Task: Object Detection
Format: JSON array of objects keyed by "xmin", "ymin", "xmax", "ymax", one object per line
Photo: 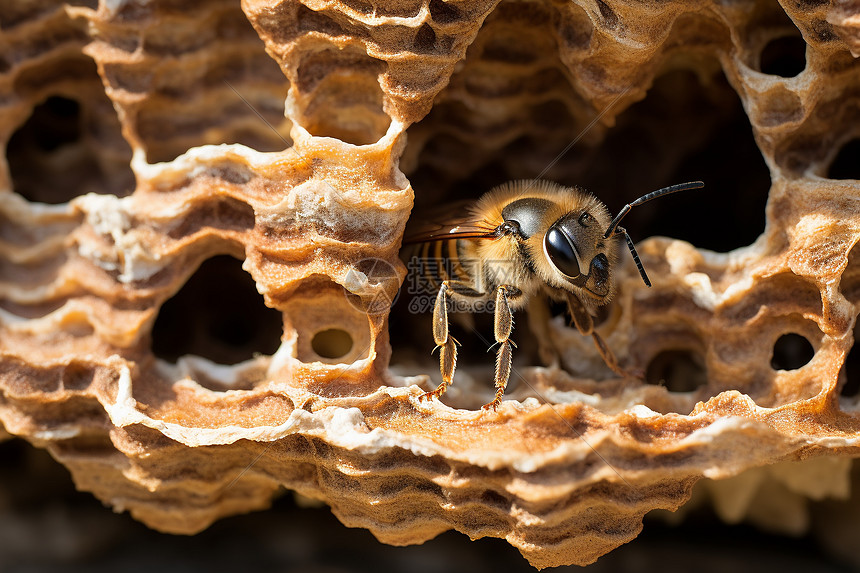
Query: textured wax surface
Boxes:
[{"xmin": 1, "ymin": 0, "xmax": 860, "ymax": 567}]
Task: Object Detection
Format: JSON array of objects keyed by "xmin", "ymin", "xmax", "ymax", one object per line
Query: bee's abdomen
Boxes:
[{"xmin": 412, "ymin": 239, "xmax": 484, "ymax": 298}]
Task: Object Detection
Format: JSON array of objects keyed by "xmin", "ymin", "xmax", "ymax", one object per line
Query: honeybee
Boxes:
[{"xmin": 403, "ymin": 180, "xmax": 703, "ymax": 410}]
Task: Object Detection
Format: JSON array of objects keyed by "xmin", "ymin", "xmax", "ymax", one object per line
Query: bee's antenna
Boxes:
[
  {"xmin": 603, "ymin": 181, "xmax": 704, "ymax": 287},
  {"xmin": 619, "ymin": 228, "xmax": 651, "ymax": 287},
  {"xmin": 604, "ymin": 181, "xmax": 704, "ymax": 239}
]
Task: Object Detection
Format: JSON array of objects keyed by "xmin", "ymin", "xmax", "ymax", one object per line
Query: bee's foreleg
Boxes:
[
  {"xmin": 566, "ymin": 292, "xmax": 641, "ymax": 379},
  {"xmin": 591, "ymin": 331, "xmax": 644, "ymax": 379},
  {"xmin": 420, "ymin": 282, "xmax": 459, "ymax": 402},
  {"xmin": 565, "ymin": 291, "xmax": 594, "ymax": 336},
  {"xmin": 590, "ymin": 330, "xmax": 627, "ymax": 378},
  {"xmin": 483, "ymin": 285, "xmax": 518, "ymax": 411}
]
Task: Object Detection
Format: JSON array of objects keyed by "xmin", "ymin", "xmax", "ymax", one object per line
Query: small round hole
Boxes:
[
  {"xmin": 759, "ymin": 35, "xmax": 807, "ymax": 78},
  {"xmin": 645, "ymin": 349, "xmax": 708, "ymax": 392},
  {"xmin": 828, "ymin": 138, "xmax": 860, "ymax": 180},
  {"xmin": 311, "ymin": 329, "xmax": 354, "ymax": 359},
  {"xmin": 771, "ymin": 333, "xmax": 814, "ymax": 371}
]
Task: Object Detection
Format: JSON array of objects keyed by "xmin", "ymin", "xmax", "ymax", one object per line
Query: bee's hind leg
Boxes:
[
  {"xmin": 483, "ymin": 285, "xmax": 520, "ymax": 411},
  {"xmin": 419, "ymin": 282, "xmax": 459, "ymax": 402}
]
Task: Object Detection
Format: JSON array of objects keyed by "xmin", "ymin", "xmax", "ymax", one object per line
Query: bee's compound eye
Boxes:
[{"xmin": 545, "ymin": 226, "xmax": 582, "ymax": 279}]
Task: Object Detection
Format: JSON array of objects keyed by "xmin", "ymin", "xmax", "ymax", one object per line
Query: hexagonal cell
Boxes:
[
  {"xmin": 293, "ymin": 49, "xmax": 391, "ymax": 145},
  {"xmin": 121, "ymin": 4, "xmax": 291, "ymax": 164}
]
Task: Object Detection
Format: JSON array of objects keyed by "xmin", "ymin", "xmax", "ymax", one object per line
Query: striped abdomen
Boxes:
[{"xmin": 410, "ymin": 239, "xmax": 487, "ymax": 299}]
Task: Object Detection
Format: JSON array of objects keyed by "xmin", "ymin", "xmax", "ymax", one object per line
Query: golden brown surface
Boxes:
[{"xmin": 1, "ymin": 0, "xmax": 859, "ymax": 568}]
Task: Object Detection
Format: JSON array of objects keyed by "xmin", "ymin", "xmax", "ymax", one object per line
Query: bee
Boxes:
[{"xmin": 403, "ymin": 180, "xmax": 704, "ymax": 410}]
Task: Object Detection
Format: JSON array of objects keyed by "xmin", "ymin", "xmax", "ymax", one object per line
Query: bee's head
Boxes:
[
  {"xmin": 490, "ymin": 179, "xmax": 703, "ymax": 298},
  {"xmin": 543, "ymin": 210, "xmax": 613, "ymax": 299},
  {"xmin": 494, "ymin": 187, "xmax": 617, "ymax": 301}
]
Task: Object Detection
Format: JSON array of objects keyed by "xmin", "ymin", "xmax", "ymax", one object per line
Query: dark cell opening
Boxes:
[
  {"xmin": 576, "ymin": 70, "xmax": 771, "ymax": 253},
  {"xmin": 414, "ymin": 23, "xmax": 437, "ymax": 53},
  {"xmin": 19, "ymin": 96, "xmax": 82, "ymax": 152},
  {"xmin": 840, "ymin": 324, "xmax": 860, "ymax": 397},
  {"xmin": 428, "ymin": 0, "xmax": 461, "ymax": 23},
  {"xmin": 151, "ymin": 255, "xmax": 283, "ymax": 364},
  {"xmin": 406, "ymin": 68, "xmax": 769, "ymax": 253},
  {"xmin": 8, "ymin": 91, "xmax": 135, "ymax": 204},
  {"xmin": 828, "ymin": 138, "xmax": 860, "ymax": 180},
  {"xmin": 760, "ymin": 35, "xmax": 807, "ymax": 78},
  {"xmin": 311, "ymin": 329, "xmax": 354, "ymax": 359},
  {"xmin": 8, "ymin": 96, "xmax": 82, "ymax": 204},
  {"xmin": 770, "ymin": 333, "xmax": 814, "ymax": 371},
  {"xmin": 645, "ymin": 349, "xmax": 708, "ymax": 392}
]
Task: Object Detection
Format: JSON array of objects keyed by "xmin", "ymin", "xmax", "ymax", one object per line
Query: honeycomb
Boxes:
[{"xmin": 2, "ymin": 0, "xmax": 860, "ymax": 567}]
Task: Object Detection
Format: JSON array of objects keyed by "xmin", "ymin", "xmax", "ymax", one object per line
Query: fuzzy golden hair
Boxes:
[{"xmin": 472, "ymin": 180, "xmax": 622, "ymax": 304}]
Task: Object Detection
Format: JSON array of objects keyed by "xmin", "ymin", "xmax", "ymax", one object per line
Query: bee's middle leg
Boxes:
[{"xmin": 483, "ymin": 285, "xmax": 520, "ymax": 411}]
